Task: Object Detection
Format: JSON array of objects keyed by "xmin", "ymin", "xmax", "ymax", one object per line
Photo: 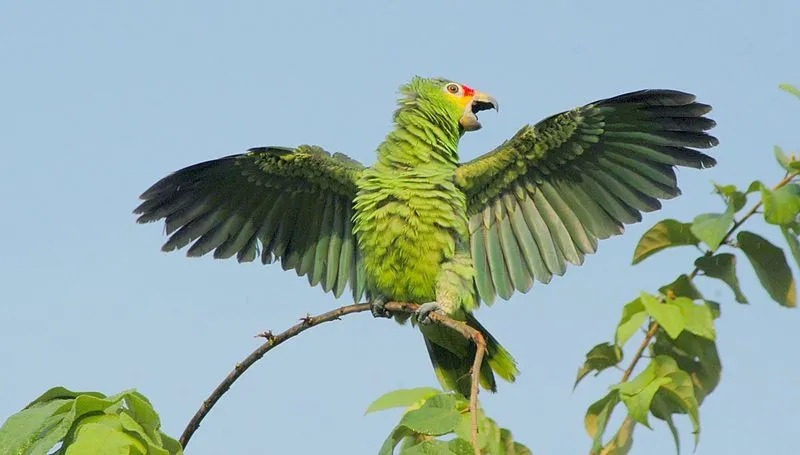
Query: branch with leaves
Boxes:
[{"xmin": 576, "ymin": 84, "xmax": 800, "ymax": 454}]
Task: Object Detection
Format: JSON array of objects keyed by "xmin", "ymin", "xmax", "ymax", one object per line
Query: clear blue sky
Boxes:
[{"xmin": 2, "ymin": 1, "xmax": 799, "ymax": 454}]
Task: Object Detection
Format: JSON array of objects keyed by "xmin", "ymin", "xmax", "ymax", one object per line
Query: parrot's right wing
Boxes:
[
  {"xmin": 135, "ymin": 145, "xmax": 367, "ymax": 301},
  {"xmin": 454, "ymin": 90, "xmax": 718, "ymax": 305}
]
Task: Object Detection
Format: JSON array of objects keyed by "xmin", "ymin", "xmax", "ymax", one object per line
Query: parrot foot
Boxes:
[
  {"xmin": 415, "ymin": 302, "xmax": 444, "ymax": 325},
  {"xmin": 369, "ymin": 297, "xmax": 392, "ymax": 318}
]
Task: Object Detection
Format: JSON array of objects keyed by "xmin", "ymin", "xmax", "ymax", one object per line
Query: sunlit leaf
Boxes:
[
  {"xmin": 0, "ymin": 387, "xmax": 181, "ymax": 455},
  {"xmin": 399, "ymin": 407, "xmax": 461, "ymax": 436},
  {"xmin": 774, "ymin": 145, "xmax": 792, "ymax": 171},
  {"xmin": 738, "ymin": 231, "xmax": 797, "ymax": 307},
  {"xmin": 621, "ymin": 377, "xmax": 670, "ymax": 427},
  {"xmin": 632, "ymin": 220, "xmax": 698, "ymax": 265},
  {"xmin": 366, "ymin": 388, "xmax": 442, "ymax": 414},
  {"xmin": 615, "ymin": 298, "xmax": 647, "ymax": 348},
  {"xmin": 671, "ymin": 297, "xmax": 716, "ymax": 340},
  {"xmin": 762, "ymin": 184, "xmax": 800, "ymax": 225},
  {"xmin": 640, "ymin": 292, "xmax": 684, "ymax": 339},
  {"xmin": 691, "ymin": 204, "xmax": 735, "ymax": 251},
  {"xmin": 779, "ymin": 83, "xmax": 800, "ymax": 100},
  {"xmin": 399, "ymin": 439, "xmax": 452, "ymax": 455},
  {"xmin": 713, "ymin": 182, "xmax": 747, "ymax": 212},
  {"xmin": 600, "ymin": 416, "xmax": 635, "ymax": 455},
  {"xmin": 585, "ymin": 390, "xmax": 620, "ymax": 452},
  {"xmin": 694, "ymin": 254, "xmax": 747, "ymax": 303},
  {"xmin": 746, "ymin": 181, "xmax": 764, "ymax": 194},
  {"xmin": 447, "ymin": 438, "xmax": 474, "ymax": 455},
  {"xmin": 64, "ymin": 420, "xmax": 148, "ymax": 455}
]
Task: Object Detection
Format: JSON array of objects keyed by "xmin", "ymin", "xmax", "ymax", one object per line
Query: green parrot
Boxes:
[{"xmin": 135, "ymin": 77, "xmax": 718, "ymax": 396}]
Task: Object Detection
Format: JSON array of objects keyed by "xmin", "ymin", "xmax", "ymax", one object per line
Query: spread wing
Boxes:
[
  {"xmin": 455, "ymin": 90, "xmax": 718, "ymax": 304},
  {"xmin": 134, "ymin": 145, "xmax": 368, "ymax": 301}
]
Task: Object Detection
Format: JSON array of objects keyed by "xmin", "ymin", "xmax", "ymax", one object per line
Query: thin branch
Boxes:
[
  {"xmin": 179, "ymin": 301, "xmax": 488, "ymax": 455},
  {"xmin": 469, "ymin": 331, "xmax": 486, "ymax": 455},
  {"xmin": 620, "ymin": 321, "xmax": 659, "ymax": 383},
  {"xmin": 179, "ymin": 302, "xmax": 370, "ymax": 447}
]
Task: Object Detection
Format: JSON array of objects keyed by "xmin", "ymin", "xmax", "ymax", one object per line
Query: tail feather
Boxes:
[{"xmin": 420, "ymin": 314, "xmax": 518, "ymax": 397}]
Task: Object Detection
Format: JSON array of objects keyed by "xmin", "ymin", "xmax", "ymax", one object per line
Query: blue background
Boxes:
[{"xmin": 1, "ymin": 1, "xmax": 798, "ymax": 453}]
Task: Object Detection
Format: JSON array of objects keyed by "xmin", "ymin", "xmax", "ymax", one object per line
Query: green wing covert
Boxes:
[
  {"xmin": 454, "ymin": 90, "xmax": 718, "ymax": 304},
  {"xmin": 134, "ymin": 145, "xmax": 367, "ymax": 301}
]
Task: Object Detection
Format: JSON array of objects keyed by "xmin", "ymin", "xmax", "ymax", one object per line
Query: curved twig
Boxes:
[{"xmin": 179, "ymin": 301, "xmax": 487, "ymax": 454}]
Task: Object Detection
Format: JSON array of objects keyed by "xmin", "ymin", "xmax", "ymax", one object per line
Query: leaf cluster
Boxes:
[
  {"xmin": 0, "ymin": 387, "xmax": 182, "ymax": 455},
  {"xmin": 366, "ymin": 388, "xmax": 531, "ymax": 455},
  {"xmin": 575, "ymin": 83, "xmax": 800, "ymax": 455}
]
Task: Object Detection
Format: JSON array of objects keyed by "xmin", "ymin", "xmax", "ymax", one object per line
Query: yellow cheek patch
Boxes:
[{"xmin": 447, "ymin": 93, "xmax": 473, "ymax": 110}]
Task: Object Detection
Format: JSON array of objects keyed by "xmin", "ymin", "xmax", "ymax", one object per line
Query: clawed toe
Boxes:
[
  {"xmin": 415, "ymin": 302, "xmax": 443, "ymax": 324},
  {"xmin": 370, "ymin": 297, "xmax": 392, "ymax": 318}
]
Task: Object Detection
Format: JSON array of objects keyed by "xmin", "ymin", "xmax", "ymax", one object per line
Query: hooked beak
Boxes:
[{"xmin": 459, "ymin": 91, "xmax": 499, "ymax": 132}]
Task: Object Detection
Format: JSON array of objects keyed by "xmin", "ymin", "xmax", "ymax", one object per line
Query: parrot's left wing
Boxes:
[
  {"xmin": 455, "ymin": 90, "xmax": 718, "ymax": 305},
  {"xmin": 135, "ymin": 145, "xmax": 367, "ymax": 300}
]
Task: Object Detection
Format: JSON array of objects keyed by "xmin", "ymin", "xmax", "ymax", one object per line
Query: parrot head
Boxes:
[{"xmin": 398, "ymin": 77, "xmax": 498, "ymax": 132}]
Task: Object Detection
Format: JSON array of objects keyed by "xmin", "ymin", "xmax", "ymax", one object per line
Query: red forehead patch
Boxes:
[{"xmin": 461, "ymin": 85, "xmax": 475, "ymax": 96}]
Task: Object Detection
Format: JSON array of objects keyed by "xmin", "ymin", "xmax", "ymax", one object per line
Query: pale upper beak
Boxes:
[{"xmin": 459, "ymin": 91, "xmax": 499, "ymax": 132}]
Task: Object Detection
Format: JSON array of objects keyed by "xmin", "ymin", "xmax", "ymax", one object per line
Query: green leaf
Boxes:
[
  {"xmin": 419, "ymin": 393, "xmax": 461, "ymax": 411},
  {"xmin": 379, "ymin": 425, "xmax": 413, "ymax": 455},
  {"xmin": 513, "ymin": 442, "xmax": 534, "ymax": 455},
  {"xmin": 399, "ymin": 439, "xmax": 452, "ymax": 455},
  {"xmin": 779, "ymin": 83, "xmax": 800, "ymax": 100},
  {"xmin": 652, "ymin": 370, "xmax": 701, "ymax": 450},
  {"xmin": 775, "ymin": 145, "xmax": 792, "ymax": 171},
  {"xmin": 713, "ymin": 182, "xmax": 747, "ymax": 212},
  {"xmin": 0, "ymin": 398, "xmax": 72, "ymax": 454},
  {"xmin": 671, "ymin": 297, "xmax": 716, "ymax": 340},
  {"xmin": 705, "ymin": 300, "xmax": 722, "ymax": 319},
  {"xmin": 366, "ymin": 388, "xmax": 442, "ymax": 414},
  {"xmin": 762, "ymin": 184, "xmax": 800, "ymax": 225},
  {"xmin": 737, "ymin": 231, "xmax": 797, "ymax": 307},
  {"xmin": 0, "ymin": 387, "xmax": 181, "ymax": 455},
  {"xmin": 746, "ymin": 180, "xmax": 764, "ymax": 194},
  {"xmin": 694, "ymin": 254, "xmax": 747, "ymax": 303},
  {"xmin": 652, "ymin": 333, "xmax": 721, "ymax": 405},
  {"xmin": 658, "ymin": 275, "xmax": 703, "ymax": 300},
  {"xmin": 621, "ymin": 377, "xmax": 671, "ymax": 427},
  {"xmin": 650, "ymin": 394, "xmax": 681, "ymax": 454},
  {"xmin": 399, "ymin": 407, "xmax": 461, "ymax": 436},
  {"xmin": 574, "ymin": 342, "xmax": 623, "ymax": 388},
  {"xmin": 690, "ymin": 204, "xmax": 735, "ymax": 251},
  {"xmin": 600, "ymin": 416, "xmax": 635, "ymax": 455},
  {"xmin": 585, "ymin": 390, "xmax": 620, "ymax": 452},
  {"xmin": 632, "ymin": 220, "xmax": 698, "ymax": 264},
  {"xmin": 781, "ymin": 226, "xmax": 800, "ymax": 270},
  {"xmin": 615, "ymin": 298, "xmax": 647, "ymax": 348},
  {"xmin": 447, "ymin": 438, "xmax": 475, "ymax": 455},
  {"xmin": 640, "ymin": 292, "xmax": 684, "ymax": 339},
  {"xmin": 65, "ymin": 420, "xmax": 147, "ymax": 455}
]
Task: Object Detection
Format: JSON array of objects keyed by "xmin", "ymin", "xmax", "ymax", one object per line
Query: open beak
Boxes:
[{"xmin": 459, "ymin": 91, "xmax": 499, "ymax": 132}]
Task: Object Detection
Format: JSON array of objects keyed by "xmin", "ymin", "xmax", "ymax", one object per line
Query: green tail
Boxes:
[{"xmin": 420, "ymin": 314, "xmax": 518, "ymax": 397}]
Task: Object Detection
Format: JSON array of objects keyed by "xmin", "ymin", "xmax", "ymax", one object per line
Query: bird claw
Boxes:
[
  {"xmin": 416, "ymin": 302, "xmax": 443, "ymax": 325},
  {"xmin": 370, "ymin": 297, "xmax": 392, "ymax": 318}
]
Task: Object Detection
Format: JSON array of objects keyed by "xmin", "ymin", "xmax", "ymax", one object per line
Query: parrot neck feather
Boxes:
[{"xmin": 375, "ymin": 105, "xmax": 461, "ymax": 169}]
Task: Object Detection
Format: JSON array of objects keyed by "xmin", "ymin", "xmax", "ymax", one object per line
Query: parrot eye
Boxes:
[{"xmin": 445, "ymin": 83, "xmax": 462, "ymax": 95}]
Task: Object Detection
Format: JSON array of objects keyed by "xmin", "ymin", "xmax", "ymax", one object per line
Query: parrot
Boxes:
[{"xmin": 134, "ymin": 76, "xmax": 718, "ymax": 396}]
